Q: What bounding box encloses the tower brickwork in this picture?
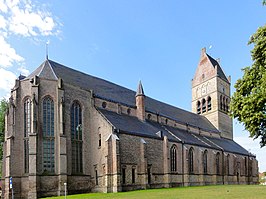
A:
[192,48,233,139]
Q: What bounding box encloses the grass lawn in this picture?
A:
[42,185,266,199]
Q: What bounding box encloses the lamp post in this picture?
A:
[64,182,67,199]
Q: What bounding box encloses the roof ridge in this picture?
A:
[39,59,219,133]
[46,59,58,79]
[206,54,229,83]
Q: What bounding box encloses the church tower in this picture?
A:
[191,48,233,139]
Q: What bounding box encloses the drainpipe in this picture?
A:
[247,154,250,185]
[182,141,185,187]
[222,150,224,185]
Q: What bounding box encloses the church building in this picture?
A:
[2,48,258,198]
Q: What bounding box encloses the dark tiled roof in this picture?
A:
[206,137,250,156]
[31,60,218,133]
[98,108,179,141]
[26,59,58,80]
[25,59,250,156]
[164,125,214,147]
[207,54,229,83]
[99,108,250,156]
[18,74,26,80]
[145,98,218,133]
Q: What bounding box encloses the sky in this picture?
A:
[0,0,266,172]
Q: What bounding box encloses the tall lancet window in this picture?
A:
[71,101,83,173]
[220,95,223,110]
[207,96,212,111]
[223,97,226,111]
[197,101,201,114]
[170,145,177,172]
[216,152,220,175]
[225,98,229,112]
[188,147,194,174]
[24,98,31,173]
[202,98,206,113]
[42,96,55,173]
[203,150,208,174]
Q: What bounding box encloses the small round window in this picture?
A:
[102,102,107,108]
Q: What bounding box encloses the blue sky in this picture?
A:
[0,0,266,172]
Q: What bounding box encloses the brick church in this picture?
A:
[2,48,258,198]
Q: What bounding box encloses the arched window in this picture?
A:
[170,145,177,172]
[24,98,31,137]
[203,150,208,174]
[202,98,206,113]
[42,96,55,173]
[207,96,211,111]
[220,95,223,110]
[244,157,248,176]
[227,154,230,175]
[197,101,201,114]
[98,127,102,147]
[71,101,83,173]
[223,97,226,111]
[216,152,220,175]
[225,98,229,112]
[188,148,194,174]
[24,98,31,173]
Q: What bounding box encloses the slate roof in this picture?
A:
[206,137,250,156]
[98,108,178,141]
[25,59,251,156]
[98,108,250,156]
[27,59,58,80]
[26,59,219,133]
[206,54,229,83]
[163,125,217,148]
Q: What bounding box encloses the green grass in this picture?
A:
[42,185,266,199]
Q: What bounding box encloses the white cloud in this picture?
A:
[0,0,8,13]
[0,0,60,67]
[0,35,24,67]
[0,68,17,91]
[0,15,6,29]
[0,0,61,95]
[17,65,29,76]
[6,0,57,37]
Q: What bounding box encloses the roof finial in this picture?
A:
[201,47,206,56]
[136,80,145,96]
[46,40,50,60]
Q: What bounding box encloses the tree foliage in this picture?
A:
[0,98,8,160]
[230,25,266,147]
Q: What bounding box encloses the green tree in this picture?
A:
[0,98,8,160]
[230,25,266,147]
